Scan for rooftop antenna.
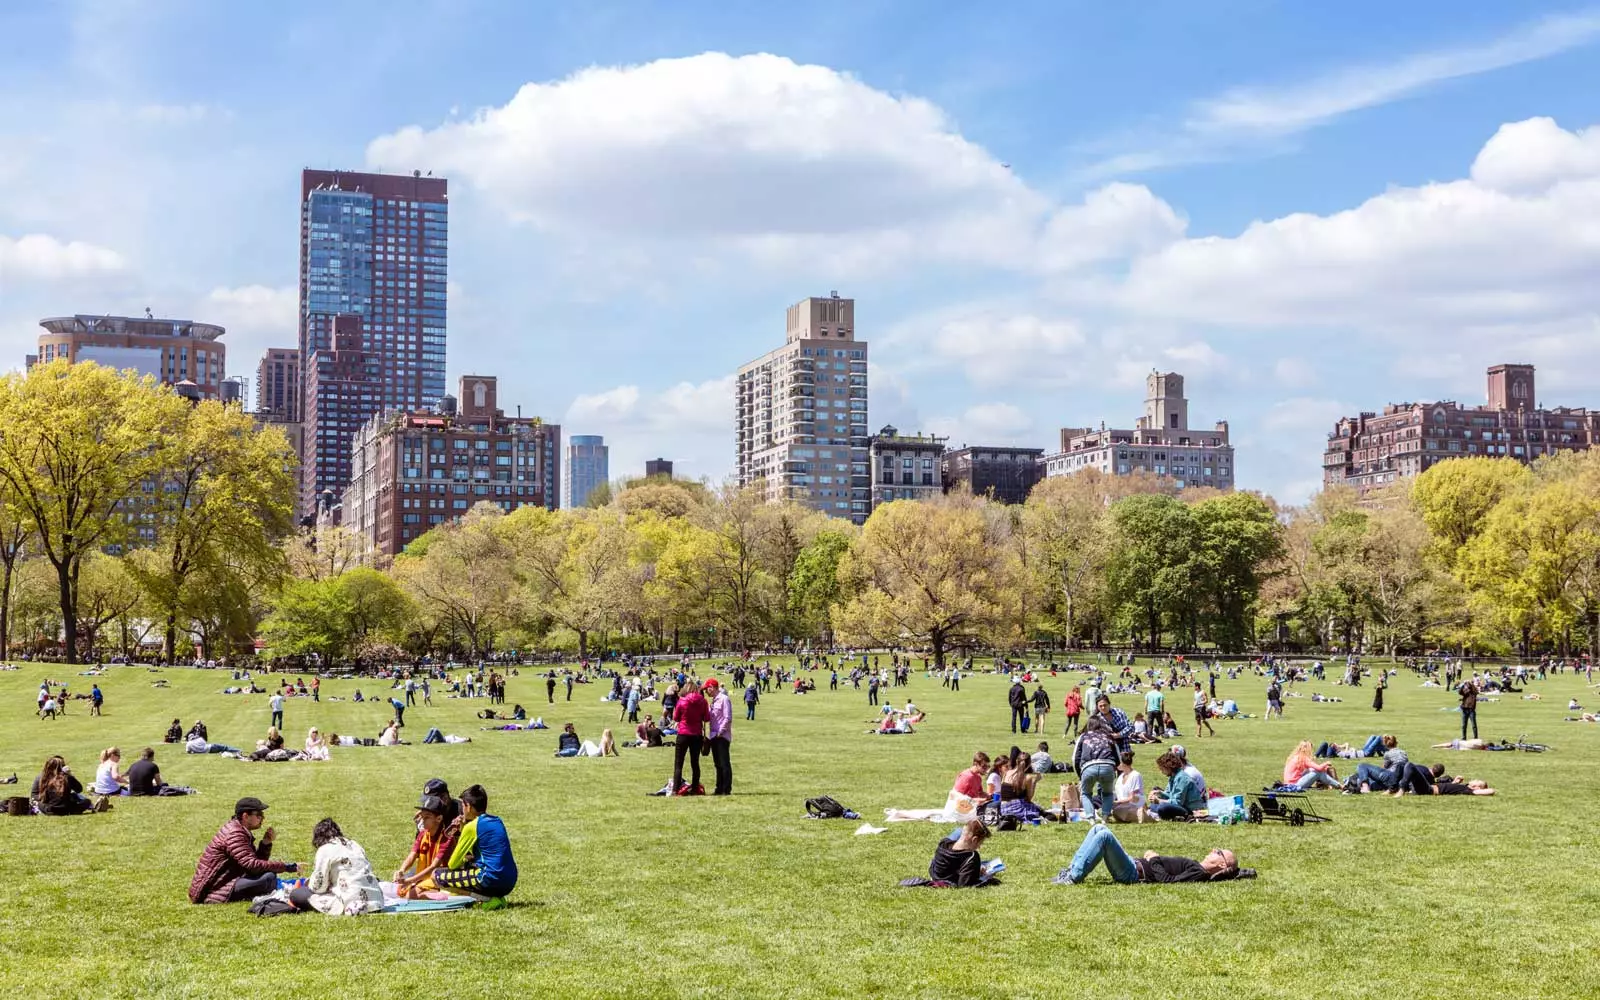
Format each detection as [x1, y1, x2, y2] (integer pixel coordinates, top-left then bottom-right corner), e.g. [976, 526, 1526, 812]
[144, 306, 153, 319]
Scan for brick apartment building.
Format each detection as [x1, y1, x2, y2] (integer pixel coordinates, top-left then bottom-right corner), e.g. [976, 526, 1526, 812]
[1041, 371, 1234, 490]
[1323, 363, 1600, 492]
[342, 375, 560, 560]
[942, 445, 1045, 505]
[33, 313, 228, 398]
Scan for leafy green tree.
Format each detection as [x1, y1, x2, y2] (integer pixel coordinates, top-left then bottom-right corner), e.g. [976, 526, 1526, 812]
[787, 529, 853, 643]
[1412, 457, 1532, 562]
[0, 360, 188, 661]
[1105, 494, 1198, 649]
[1190, 492, 1282, 652]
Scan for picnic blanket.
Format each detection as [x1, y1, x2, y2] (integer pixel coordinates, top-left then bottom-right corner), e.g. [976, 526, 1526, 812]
[885, 791, 981, 824]
[381, 897, 477, 914]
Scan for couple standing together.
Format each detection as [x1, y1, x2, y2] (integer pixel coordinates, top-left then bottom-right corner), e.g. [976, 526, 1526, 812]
[671, 678, 734, 796]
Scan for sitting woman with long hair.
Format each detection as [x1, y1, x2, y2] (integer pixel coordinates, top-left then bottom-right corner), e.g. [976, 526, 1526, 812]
[1283, 740, 1340, 790]
[304, 728, 330, 762]
[32, 756, 91, 815]
[290, 818, 384, 915]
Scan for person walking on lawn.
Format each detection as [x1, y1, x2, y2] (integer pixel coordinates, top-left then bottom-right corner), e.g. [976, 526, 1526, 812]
[1009, 679, 1028, 733]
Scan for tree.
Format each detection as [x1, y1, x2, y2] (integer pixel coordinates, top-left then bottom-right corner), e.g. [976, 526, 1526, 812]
[502, 506, 637, 660]
[1105, 494, 1199, 650]
[787, 529, 853, 644]
[1190, 492, 1282, 652]
[283, 524, 369, 581]
[1022, 473, 1115, 646]
[74, 553, 141, 657]
[0, 494, 27, 657]
[0, 360, 187, 661]
[261, 577, 354, 663]
[138, 401, 295, 661]
[832, 496, 1015, 667]
[392, 504, 514, 658]
[1412, 457, 1532, 562]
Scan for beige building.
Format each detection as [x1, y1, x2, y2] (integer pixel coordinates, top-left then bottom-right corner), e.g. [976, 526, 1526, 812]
[34, 313, 227, 398]
[736, 294, 869, 524]
[1041, 372, 1234, 490]
[868, 425, 945, 510]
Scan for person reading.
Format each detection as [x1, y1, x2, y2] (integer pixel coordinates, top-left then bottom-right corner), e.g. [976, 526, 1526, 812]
[433, 785, 518, 907]
[928, 820, 993, 887]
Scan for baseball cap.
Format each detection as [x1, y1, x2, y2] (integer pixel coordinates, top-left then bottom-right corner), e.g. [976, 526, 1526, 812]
[1170, 744, 1187, 759]
[417, 794, 447, 814]
[234, 796, 269, 815]
[702, 678, 720, 690]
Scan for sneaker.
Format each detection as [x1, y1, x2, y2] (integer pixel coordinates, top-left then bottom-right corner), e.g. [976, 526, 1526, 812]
[1052, 868, 1080, 885]
[479, 896, 508, 911]
[692, 784, 707, 796]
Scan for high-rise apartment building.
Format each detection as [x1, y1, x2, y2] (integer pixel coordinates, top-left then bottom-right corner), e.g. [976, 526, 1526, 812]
[566, 435, 609, 508]
[342, 375, 560, 559]
[302, 315, 383, 514]
[255, 348, 301, 422]
[1323, 364, 1600, 492]
[299, 168, 447, 514]
[868, 425, 946, 510]
[1040, 372, 1234, 490]
[34, 314, 227, 397]
[736, 294, 869, 524]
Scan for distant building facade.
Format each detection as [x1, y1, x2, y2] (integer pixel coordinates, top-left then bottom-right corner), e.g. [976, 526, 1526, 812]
[644, 458, 673, 479]
[868, 425, 946, 510]
[736, 294, 869, 524]
[1323, 364, 1600, 492]
[1041, 371, 1234, 490]
[566, 435, 609, 508]
[343, 375, 560, 560]
[942, 445, 1045, 505]
[34, 313, 227, 398]
[255, 348, 302, 422]
[301, 315, 383, 516]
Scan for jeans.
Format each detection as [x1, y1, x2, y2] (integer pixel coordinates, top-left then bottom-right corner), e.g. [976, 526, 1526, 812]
[1353, 762, 1397, 790]
[227, 871, 280, 902]
[1361, 735, 1384, 757]
[1292, 770, 1341, 790]
[1151, 801, 1192, 821]
[1011, 706, 1026, 733]
[1461, 707, 1477, 740]
[1079, 762, 1116, 821]
[1066, 823, 1140, 884]
[746, 704, 756, 720]
[270, 710, 283, 729]
[709, 736, 732, 795]
[672, 734, 703, 792]
[868, 689, 878, 706]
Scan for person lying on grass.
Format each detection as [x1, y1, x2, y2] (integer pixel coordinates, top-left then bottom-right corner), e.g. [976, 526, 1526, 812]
[1393, 762, 1496, 796]
[1054, 823, 1251, 884]
[928, 819, 994, 887]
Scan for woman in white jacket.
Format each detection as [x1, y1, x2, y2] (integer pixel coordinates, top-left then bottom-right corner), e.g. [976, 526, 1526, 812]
[291, 819, 384, 915]
[304, 728, 330, 761]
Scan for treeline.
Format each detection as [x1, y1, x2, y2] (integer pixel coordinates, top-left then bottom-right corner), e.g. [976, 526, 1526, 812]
[8, 362, 1599, 664]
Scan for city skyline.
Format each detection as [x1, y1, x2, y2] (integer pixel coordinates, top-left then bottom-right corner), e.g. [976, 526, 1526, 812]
[5, 3, 1600, 503]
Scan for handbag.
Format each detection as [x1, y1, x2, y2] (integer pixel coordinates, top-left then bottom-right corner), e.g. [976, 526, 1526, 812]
[1060, 783, 1081, 811]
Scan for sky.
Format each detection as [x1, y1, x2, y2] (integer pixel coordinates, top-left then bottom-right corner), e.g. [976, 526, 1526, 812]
[3, 1, 1600, 504]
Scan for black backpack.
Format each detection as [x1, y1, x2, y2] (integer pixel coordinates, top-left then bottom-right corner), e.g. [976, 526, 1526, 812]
[805, 796, 847, 819]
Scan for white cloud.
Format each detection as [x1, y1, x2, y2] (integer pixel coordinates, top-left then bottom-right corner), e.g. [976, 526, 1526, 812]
[929, 402, 1035, 446]
[1260, 397, 1352, 436]
[1470, 116, 1600, 192]
[1080, 11, 1600, 177]
[0, 233, 126, 280]
[929, 313, 1087, 388]
[1106, 117, 1600, 336]
[564, 375, 735, 482]
[1036, 183, 1187, 271]
[1273, 358, 1318, 389]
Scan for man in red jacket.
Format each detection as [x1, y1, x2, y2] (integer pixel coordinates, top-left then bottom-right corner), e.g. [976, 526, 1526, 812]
[671, 680, 709, 795]
[188, 796, 297, 904]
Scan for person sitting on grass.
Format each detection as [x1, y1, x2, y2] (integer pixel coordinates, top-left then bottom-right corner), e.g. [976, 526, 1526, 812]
[1147, 751, 1205, 821]
[188, 796, 297, 904]
[1283, 740, 1341, 790]
[164, 718, 184, 744]
[394, 793, 463, 899]
[304, 728, 330, 762]
[126, 747, 164, 796]
[599, 728, 620, 757]
[31, 756, 91, 815]
[953, 752, 990, 800]
[378, 721, 404, 746]
[555, 723, 582, 757]
[288, 818, 384, 915]
[928, 819, 994, 887]
[1054, 822, 1249, 884]
[1111, 750, 1147, 823]
[433, 785, 517, 908]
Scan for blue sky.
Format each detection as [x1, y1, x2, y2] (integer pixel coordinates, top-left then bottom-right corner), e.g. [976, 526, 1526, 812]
[4, 1, 1600, 502]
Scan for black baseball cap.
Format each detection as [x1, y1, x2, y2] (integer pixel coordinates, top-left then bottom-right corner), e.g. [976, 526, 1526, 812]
[417, 794, 447, 813]
[234, 796, 269, 815]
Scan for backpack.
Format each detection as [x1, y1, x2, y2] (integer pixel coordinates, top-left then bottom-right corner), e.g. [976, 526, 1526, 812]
[804, 796, 848, 819]
[3, 796, 31, 816]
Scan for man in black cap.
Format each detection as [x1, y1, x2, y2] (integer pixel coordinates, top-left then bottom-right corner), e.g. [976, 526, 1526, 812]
[188, 796, 297, 904]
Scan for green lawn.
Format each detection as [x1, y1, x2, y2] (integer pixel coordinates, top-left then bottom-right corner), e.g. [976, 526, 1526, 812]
[2, 658, 1597, 999]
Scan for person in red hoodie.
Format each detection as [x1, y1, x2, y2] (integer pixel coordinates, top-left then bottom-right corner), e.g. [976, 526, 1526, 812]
[671, 680, 709, 795]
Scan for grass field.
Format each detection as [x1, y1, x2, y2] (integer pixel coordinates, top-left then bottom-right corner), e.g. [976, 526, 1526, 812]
[2, 658, 1598, 999]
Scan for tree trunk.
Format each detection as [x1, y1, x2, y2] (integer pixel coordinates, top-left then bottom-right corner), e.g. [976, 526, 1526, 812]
[0, 557, 12, 660]
[56, 558, 78, 664]
[578, 629, 589, 660]
[165, 611, 180, 667]
[931, 630, 945, 669]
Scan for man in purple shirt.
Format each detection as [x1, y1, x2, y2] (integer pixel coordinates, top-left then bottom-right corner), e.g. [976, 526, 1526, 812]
[705, 679, 735, 796]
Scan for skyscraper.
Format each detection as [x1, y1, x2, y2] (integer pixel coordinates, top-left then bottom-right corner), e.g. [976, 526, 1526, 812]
[255, 348, 301, 422]
[566, 435, 609, 508]
[736, 294, 869, 524]
[299, 168, 447, 514]
[302, 315, 382, 514]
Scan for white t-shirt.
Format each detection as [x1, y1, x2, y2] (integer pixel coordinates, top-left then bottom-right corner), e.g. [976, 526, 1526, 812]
[93, 759, 121, 794]
[1115, 769, 1144, 809]
[270, 694, 284, 711]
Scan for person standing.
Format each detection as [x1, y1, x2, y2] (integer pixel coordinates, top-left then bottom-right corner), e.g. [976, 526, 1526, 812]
[188, 797, 297, 904]
[868, 673, 880, 707]
[1008, 679, 1028, 734]
[1372, 670, 1386, 713]
[312, 677, 320, 702]
[671, 680, 709, 795]
[269, 690, 284, 730]
[1459, 679, 1478, 740]
[421, 676, 431, 706]
[565, 673, 574, 701]
[90, 684, 104, 716]
[1032, 684, 1051, 728]
[744, 682, 759, 721]
[1192, 683, 1214, 738]
[706, 679, 734, 796]
[1142, 684, 1164, 733]
[1266, 677, 1283, 720]
[1063, 687, 1082, 737]
[405, 677, 417, 706]
[546, 672, 557, 704]
[390, 696, 406, 728]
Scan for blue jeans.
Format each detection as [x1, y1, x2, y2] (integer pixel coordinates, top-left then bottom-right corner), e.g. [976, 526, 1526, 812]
[1079, 762, 1116, 821]
[1151, 800, 1191, 820]
[1293, 770, 1340, 790]
[1361, 735, 1383, 756]
[1354, 762, 1397, 790]
[1067, 823, 1139, 884]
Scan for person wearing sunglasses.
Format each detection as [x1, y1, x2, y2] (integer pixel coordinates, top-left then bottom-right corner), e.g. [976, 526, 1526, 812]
[188, 797, 299, 904]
